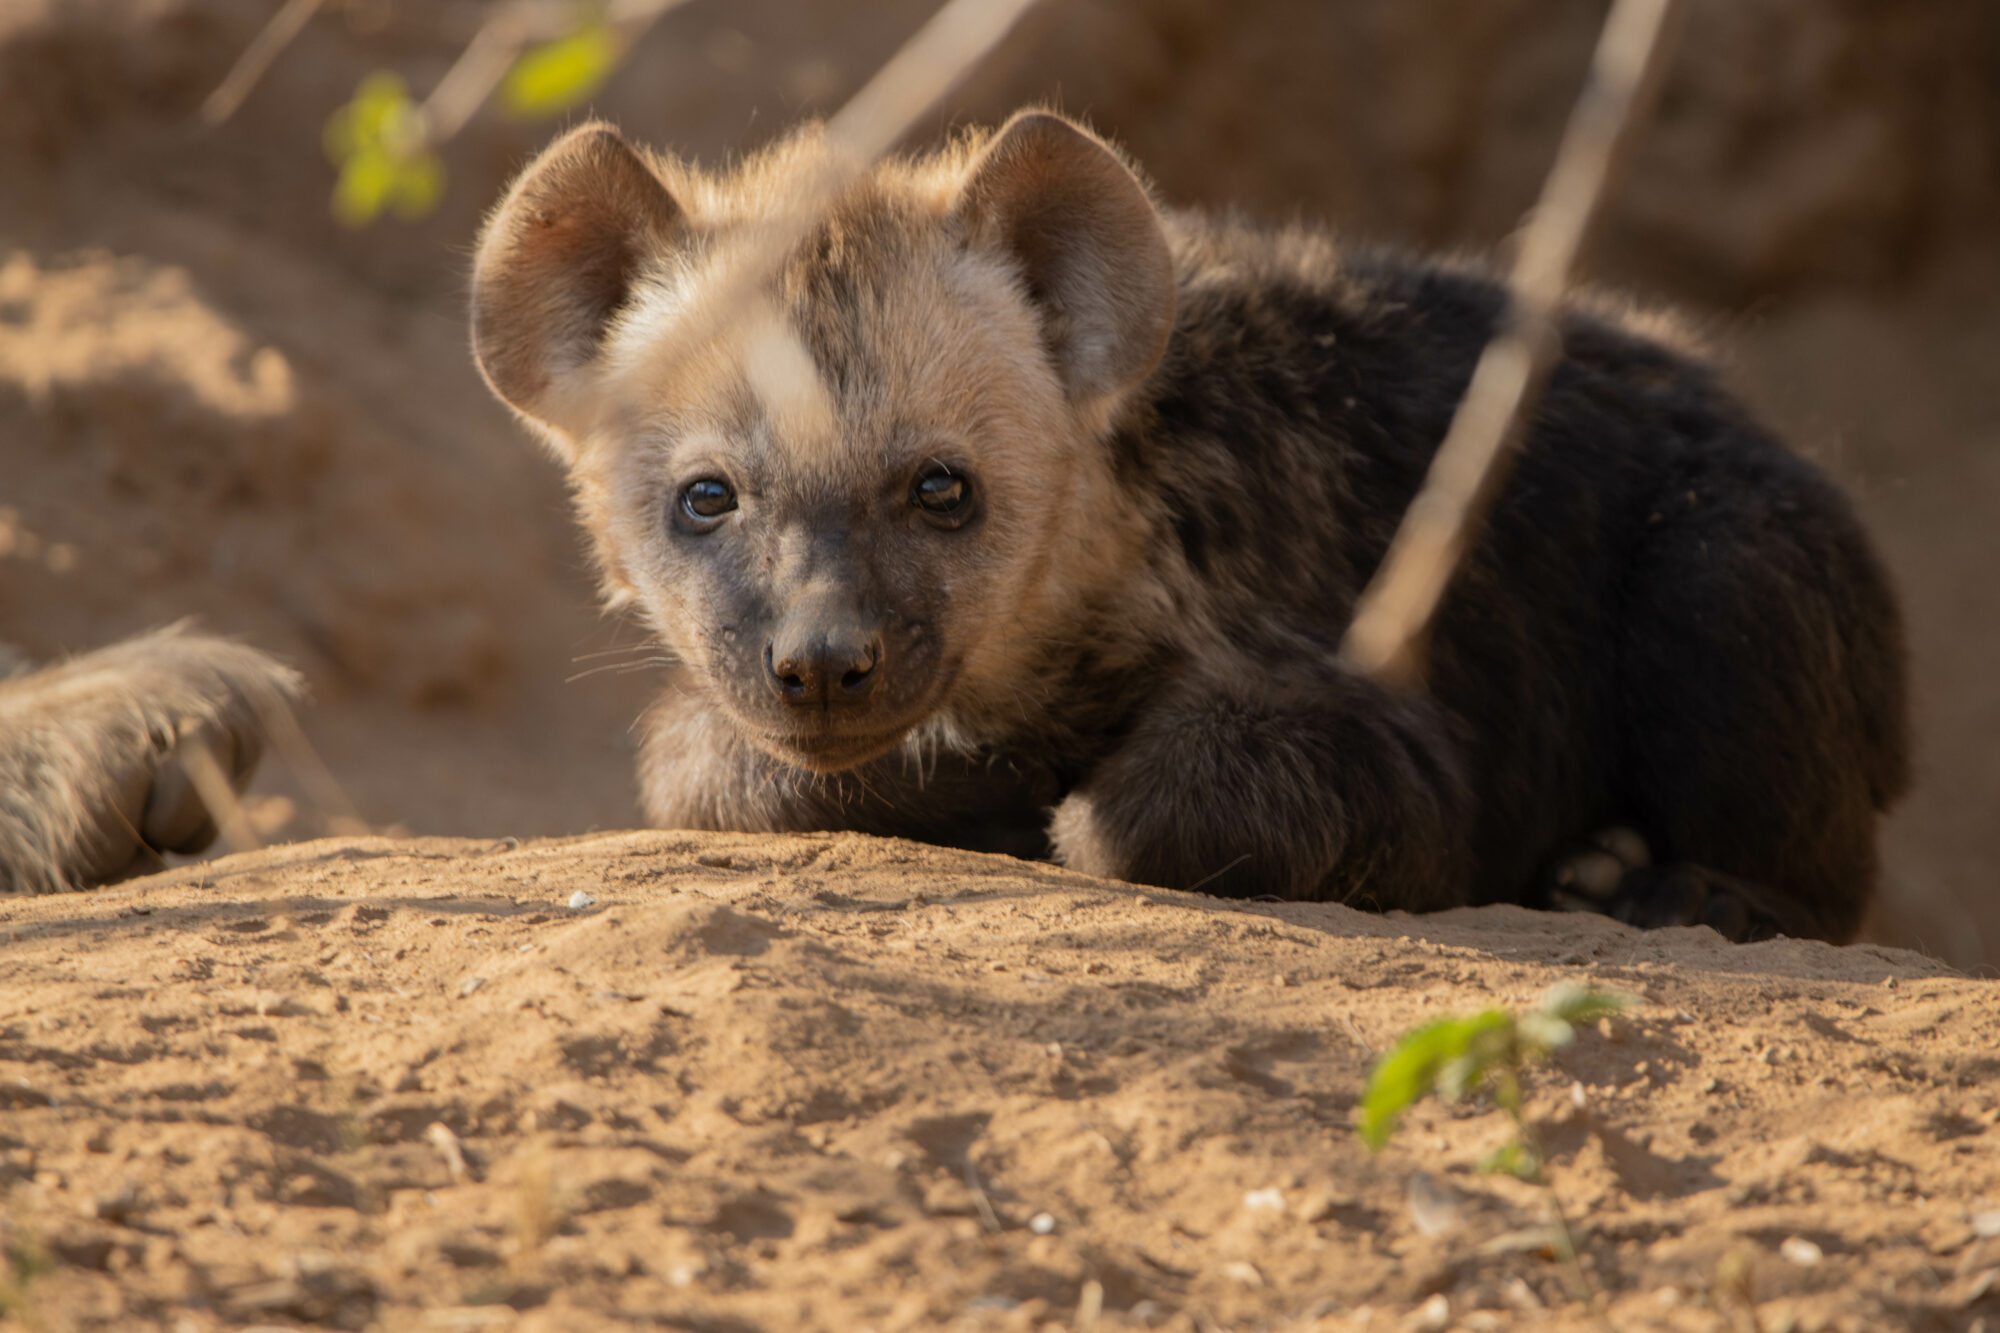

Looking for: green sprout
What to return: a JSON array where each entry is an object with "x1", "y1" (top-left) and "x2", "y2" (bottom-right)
[
  {"x1": 1358, "y1": 982, "x2": 1632, "y2": 1301},
  {"x1": 1359, "y1": 982, "x2": 1629, "y2": 1162}
]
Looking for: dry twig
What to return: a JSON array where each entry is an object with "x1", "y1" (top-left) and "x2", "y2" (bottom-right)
[
  {"x1": 1338, "y1": 0, "x2": 1686, "y2": 685},
  {"x1": 200, "y1": 0, "x2": 327, "y2": 126},
  {"x1": 249, "y1": 687, "x2": 370, "y2": 838},
  {"x1": 636, "y1": 0, "x2": 1043, "y2": 382},
  {"x1": 174, "y1": 734, "x2": 261, "y2": 856}
]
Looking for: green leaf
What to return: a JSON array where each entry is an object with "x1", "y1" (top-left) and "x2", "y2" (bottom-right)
[
  {"x1": 1358, "y1": 1018, "x2": 1458, "y2": 1150},
  {"x1": 1357, "y1": 1009, "x2": 1513, "y2": 1150},
  {"x1": 332, "y1": 147, "x2": 399, "y2": 227},
  {"x1": 1436, "y1": 1051, "x2": 1480, "y2": 1102},
  {"x1": 502, "y1": 22, "x2": 620, "y2": 118},
  {"x1": 325, "y1": 71, "x2": 418, "y2": 163},
  {"x1": 1358, "y1": 985, "x2": 1631, "y2": 1153},
  {"x1": 389, "y1": 152, "x2": 446, "y2": 221},
  {"x1": 1443, "y1": 1010, "x2": 1519, "y2": 1098}
]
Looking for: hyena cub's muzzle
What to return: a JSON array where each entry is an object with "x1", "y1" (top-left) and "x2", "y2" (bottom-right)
[{"x1": 727, "y1": 562, "x2": 947, "y2": 773}]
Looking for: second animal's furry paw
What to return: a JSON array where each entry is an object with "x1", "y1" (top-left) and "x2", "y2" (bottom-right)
[{"x1": 0, "y1": 626, "x2": 303, "y2": 894}]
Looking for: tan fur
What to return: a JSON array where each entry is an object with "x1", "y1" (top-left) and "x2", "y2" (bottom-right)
[
  {"x1": 473, "y1": 111, "x2": 1179, "y2": 778},
  {"x1": 0, "y1": 625, "x2": 302, "y2": 893}
]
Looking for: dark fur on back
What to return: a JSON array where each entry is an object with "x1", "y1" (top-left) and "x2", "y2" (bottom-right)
[{"x1": 1074, "y1": 216, "x2": 1908, "y2": 936}]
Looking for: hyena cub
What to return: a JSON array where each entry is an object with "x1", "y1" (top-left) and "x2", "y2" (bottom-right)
[{"x1": 471, "y1": 111, "x2": 1908, "y2": 943}]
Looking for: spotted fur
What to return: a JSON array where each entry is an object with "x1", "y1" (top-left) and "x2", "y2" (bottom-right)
[{"x1": 472, "y1": 111, "x2": 1909, "y2": 942}]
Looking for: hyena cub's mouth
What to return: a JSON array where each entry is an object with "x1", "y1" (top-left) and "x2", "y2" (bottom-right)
[
  {"x1": 755, "y1": 724, "x2": 916, "y2": 774},
  {"x1": 736, "y1": 640, "x2": 960, "y2": 772}
]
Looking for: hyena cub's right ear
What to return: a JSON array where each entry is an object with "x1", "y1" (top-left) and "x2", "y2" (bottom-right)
[
  {"x1": 471, "y1": 123, "x2": 683, "y2": 451},
  {"x1": 957, "y1": 112, "x2": 1176, "y2": 404}
]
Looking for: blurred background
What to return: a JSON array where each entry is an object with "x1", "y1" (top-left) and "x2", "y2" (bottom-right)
[{"x1": 1, "y1": 0, "x2": 1994, "y2": 969}]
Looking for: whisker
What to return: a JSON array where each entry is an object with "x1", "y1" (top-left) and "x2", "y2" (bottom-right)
[
  {"x1": 569, "y1": 644, "x2": 669, "y2": 663},
  {"x1": 565, "y1": 656, "x2": 677, "y2": 684}
]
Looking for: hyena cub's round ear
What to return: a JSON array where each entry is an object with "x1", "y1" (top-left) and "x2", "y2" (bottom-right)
[
  {"x1": 956, "y1": 111, "x2": 1175, "y2": 404},
  {"x1": 471, "y1": 123, "x2": 684, "y2": 447}
]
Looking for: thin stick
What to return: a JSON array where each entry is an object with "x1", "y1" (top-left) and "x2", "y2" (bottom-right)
[
  {"x1": 200, "y1": 0, "x2": 327, "y2": 127},
  {"x1": 1337, "y1": 0, "x2": 1685, "y2": 685},
  {"x1": 635, "y1": 0, "x2": 1043, "y2": 377},
  {"x1": 247, "y1": 685, "x2": 372, "y2": 838},
  {"x1": 177, "y1": 736, "x2": 261, "y2": 856},
  {"x1": 415, "y1": 6, "x2": 539, "y2": 146}
]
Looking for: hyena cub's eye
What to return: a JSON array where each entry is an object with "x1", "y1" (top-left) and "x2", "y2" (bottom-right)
[
  {"x1": 676, "y1": 479, "x2": 737, "y2": 531},
  {"x1": 912, "y1": 464, "x2": 972, "y2": 526}
]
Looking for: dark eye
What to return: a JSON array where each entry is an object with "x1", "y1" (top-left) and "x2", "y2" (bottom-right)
[
  {"x1": 912, "y1": 466, "x2": 970, "y2": 522},
  {"x1": 679, "y1": 479, "x2": 737, "y2": 526}
]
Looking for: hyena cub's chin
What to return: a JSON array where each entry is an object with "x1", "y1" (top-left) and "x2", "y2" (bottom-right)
[{"x1": 472, "y1": 109, "x2": 1909, "y2": 945}]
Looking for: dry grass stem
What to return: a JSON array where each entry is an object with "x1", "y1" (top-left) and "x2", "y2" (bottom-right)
[
  {"x1": 200, "y1": 0, "x2": 327, "y2": 127},
  {"x1": 636, "y1": 0, "x2": 1043, "y2": 388},
  {"x1": 1338, "y1": 0, "x2": 1685, "y2": 685},
  {"x1": 174, "y1": 733, "x2": 260, "y2": 856},
  {"x1": 249, "y1": 684, "x2": 372, "y2": 838}
]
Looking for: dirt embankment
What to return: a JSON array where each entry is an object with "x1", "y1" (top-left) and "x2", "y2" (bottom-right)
[{"x1": 2, "y1": 834, "x2": 1997, "y2": 1332}]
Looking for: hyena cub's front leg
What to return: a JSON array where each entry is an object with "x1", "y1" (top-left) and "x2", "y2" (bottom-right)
[
  {"x1": 1050, "y1": 666, "x2": 1474, "y2": 909},
  {"x1": 0, "y1": 626, "x2": 301, "y2": 893}
]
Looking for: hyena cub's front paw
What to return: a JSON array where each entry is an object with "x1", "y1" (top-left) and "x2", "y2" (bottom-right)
[
  {"x1": 1547, "y1": 826, "x2": 1652, "y2": 912},
  {"x1": 1047, "y1": 790, "x2": 1126, "y2": 884},
  {"x1": 0, "y1": 626, "x2": 303, "y2": 893},
  {"x1": 1048, "y1": 785, "x2": 1328, "y2": 899},
  {"x1": 1544, "y1": 826, "x2": 1807, "y2": 942}
]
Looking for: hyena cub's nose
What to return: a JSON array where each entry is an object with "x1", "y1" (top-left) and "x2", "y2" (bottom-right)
[{"x1": 764, "y1": 632, "x2": 882, "y2": 706}]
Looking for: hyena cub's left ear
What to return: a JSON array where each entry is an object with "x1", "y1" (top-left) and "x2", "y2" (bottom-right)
[
  {"x1": 472, "y1": 123, "x2": 684, "y2": 449},
  {"x1": 957, "y1": 112, "x2": 1175, "y2": 403}
]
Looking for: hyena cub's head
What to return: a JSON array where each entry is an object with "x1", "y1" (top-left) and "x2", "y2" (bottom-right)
[{"x1": 470, "y1": 111, "x2": 1174, "y2": 771}]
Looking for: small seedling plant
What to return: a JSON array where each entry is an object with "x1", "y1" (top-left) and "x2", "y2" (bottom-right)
[{"x1": 1358, "y1": 983, "x2": 1631, "y2": 1291}]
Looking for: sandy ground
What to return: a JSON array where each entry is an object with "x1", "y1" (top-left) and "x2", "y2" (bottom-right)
[
  {"x1": 4, "y1": 9, "x2": 2000, "y2": 1326},
  {"x1": 2, "y1": 834, "x2": 1997, "y2": 1332},
  {"x1": 2, "y1": 0, "x2": 1996, "y2": 967}
]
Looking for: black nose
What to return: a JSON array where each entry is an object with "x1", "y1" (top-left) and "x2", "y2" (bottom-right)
[{"x1": 765, "y1": 635, "x2": 881, "y2": 706}]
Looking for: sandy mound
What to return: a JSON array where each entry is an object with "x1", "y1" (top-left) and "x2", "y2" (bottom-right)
[{"x1": 2, "y1": 836, "x2": 1994, "y2": 1332}]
